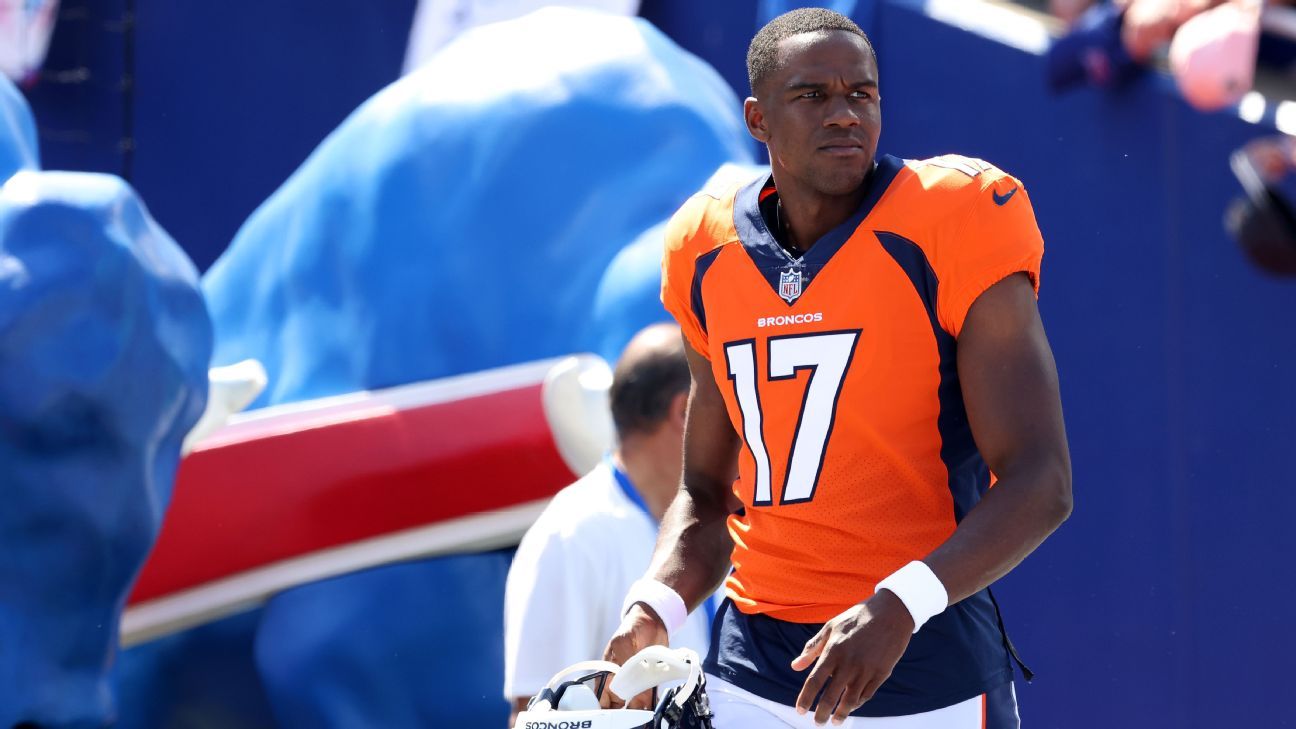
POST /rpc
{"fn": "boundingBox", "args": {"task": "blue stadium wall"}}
[866,3,1296,727]
[21,1,1296,727]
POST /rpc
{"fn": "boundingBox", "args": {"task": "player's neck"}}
[770,173,870,254]
[612,442,678,523]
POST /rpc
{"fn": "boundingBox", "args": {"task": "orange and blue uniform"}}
[661,154,1044,717]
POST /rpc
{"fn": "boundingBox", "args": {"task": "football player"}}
[604,8,1072,727]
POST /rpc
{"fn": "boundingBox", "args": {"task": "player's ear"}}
[744,97,770,144]
[668,391,688,432]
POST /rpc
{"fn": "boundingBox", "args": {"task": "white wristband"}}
[621,578,688,636]
[874,561,949,634]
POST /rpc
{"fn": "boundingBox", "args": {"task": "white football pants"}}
[706,674,1017,729]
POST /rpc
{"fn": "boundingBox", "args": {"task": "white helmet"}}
[514,646,713,729]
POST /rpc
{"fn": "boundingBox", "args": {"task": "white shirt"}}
[503,461,713,699]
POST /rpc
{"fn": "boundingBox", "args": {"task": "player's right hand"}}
[600,603,669,710]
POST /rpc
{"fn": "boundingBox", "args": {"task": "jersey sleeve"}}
[936,173,1045,338]
[660,196,712,359]
[502,514,606,699]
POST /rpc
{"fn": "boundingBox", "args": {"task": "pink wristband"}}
[621,578,688,636]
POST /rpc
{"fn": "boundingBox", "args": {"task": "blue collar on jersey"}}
[605,454,718,626]
[733,154,905,305]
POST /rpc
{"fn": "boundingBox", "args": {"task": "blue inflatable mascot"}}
[0,76,211,726]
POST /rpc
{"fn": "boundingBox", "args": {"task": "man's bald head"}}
[609,323,690,439]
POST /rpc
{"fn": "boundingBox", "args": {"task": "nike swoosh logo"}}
[993,187,1018,206]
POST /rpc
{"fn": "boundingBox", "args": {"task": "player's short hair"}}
[609,330,690,438]
[747,8,875,95]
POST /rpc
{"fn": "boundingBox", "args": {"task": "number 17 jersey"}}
[661,154,1046,624]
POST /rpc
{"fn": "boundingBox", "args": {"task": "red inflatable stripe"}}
[129,366,576,605]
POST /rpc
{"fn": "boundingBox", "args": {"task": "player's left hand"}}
[790,590,914,725]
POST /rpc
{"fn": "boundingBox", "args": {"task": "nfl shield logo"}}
[778,266,803,303]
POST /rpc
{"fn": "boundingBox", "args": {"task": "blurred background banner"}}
[5,0,1296,727]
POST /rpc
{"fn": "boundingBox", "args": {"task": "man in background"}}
[503,322,715,724]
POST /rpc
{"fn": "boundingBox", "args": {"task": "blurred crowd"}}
[1045,0,1271,110]
[1041,0,1296,275]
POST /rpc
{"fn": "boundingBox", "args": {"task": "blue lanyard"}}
[606,455,718,627]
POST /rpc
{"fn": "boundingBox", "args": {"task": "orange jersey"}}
[661,154,1044,623]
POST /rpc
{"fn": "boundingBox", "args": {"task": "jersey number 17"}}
[724,330,860,506]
